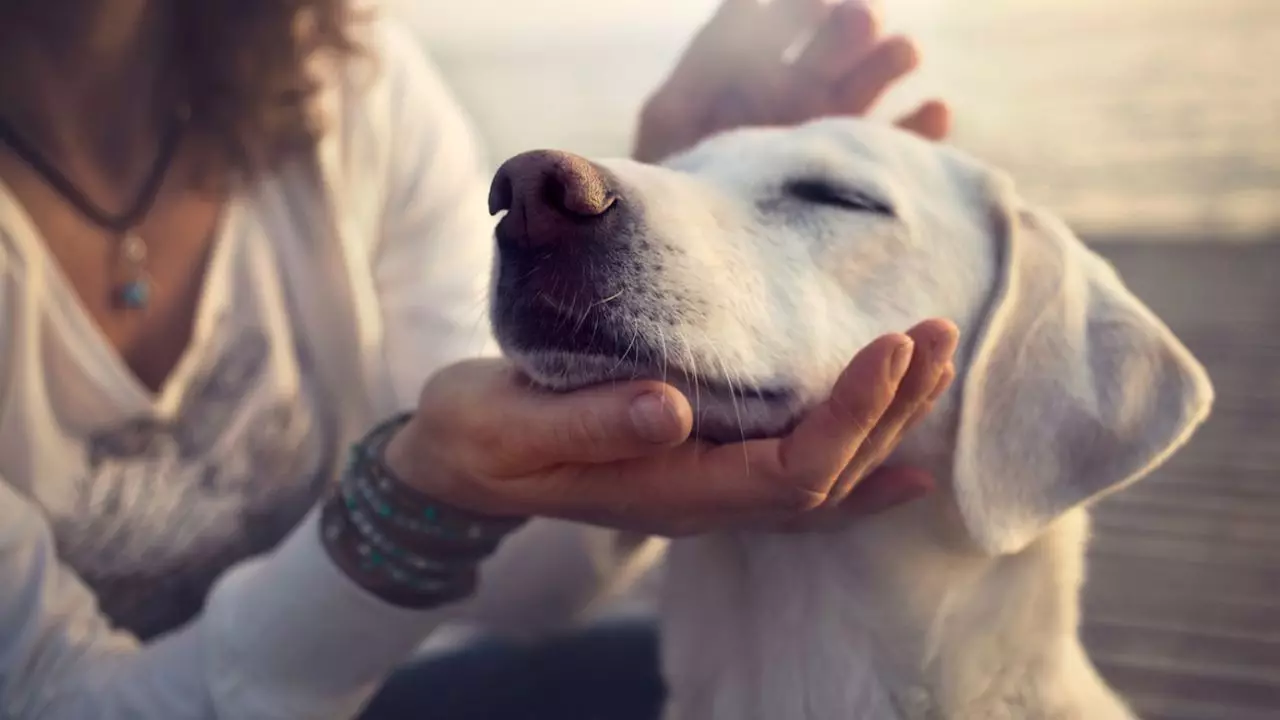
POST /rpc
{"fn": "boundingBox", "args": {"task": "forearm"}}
[190,509,463,719]
[186,417,534,718]
[0,463,493,720]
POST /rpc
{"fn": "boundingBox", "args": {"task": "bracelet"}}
[321,499,474,606]
[320,414,527,608]
[345,418,525,543]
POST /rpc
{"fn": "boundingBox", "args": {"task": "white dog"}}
[486,118,1214,720]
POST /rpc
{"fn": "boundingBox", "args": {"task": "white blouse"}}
[0,13,621,720]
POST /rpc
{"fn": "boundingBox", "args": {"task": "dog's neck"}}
[658,427,1133,720]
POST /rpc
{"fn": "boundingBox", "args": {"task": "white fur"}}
[494,118,1215,720]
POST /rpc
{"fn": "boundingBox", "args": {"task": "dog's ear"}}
[951,175,1214,555]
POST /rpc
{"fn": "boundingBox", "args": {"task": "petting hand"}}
[634,0,951,163]
[384,319,958,537]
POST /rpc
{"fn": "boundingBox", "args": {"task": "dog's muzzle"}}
[488,150,644,357]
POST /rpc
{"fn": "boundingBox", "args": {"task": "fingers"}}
[437,319,959,535]
[676,0,827,87]
[560,332,921,533]
[513,330,915,530]
[755,0,831,60]
[563,322,956,533]
[773,464,934,533]
[779,1,881,124]
[904,362,955,433]
[527,442,796,536]
[773,332,917,494]
[895,99,951,141]
[501,381,695,468]
[704,0,834,131]
[792,1,881,85]
[423,361,695,475]
[662,0,753,92]
[849,320,958,468]
[831,35,920,116]
[635,0,936,163]
[825,319,958,502]
[634,0,789,161]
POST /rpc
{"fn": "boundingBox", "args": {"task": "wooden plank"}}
[1080,242,1280,718]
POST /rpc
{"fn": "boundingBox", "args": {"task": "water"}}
[391,0,1280,240]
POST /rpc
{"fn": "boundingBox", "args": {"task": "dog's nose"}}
[489,150,618,249]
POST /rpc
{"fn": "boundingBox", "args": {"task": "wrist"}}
[320,495,477,608]
[321,414,527,609]
[381,417,422,486]
[381,413,509,516]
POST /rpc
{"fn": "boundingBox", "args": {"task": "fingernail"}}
[933,325,960,363]
[890,338,915,380]
[631,392,681,444]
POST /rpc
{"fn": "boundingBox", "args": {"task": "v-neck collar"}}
[0,174,241,420]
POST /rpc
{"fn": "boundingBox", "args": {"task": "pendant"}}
[114,234,151,310]
[118,278,152,309]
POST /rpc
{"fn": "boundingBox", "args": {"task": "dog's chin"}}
[506,349,802,444]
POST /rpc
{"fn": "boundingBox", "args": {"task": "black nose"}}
[488,149,618,250]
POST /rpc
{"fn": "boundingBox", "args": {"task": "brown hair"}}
[173,0,366,178]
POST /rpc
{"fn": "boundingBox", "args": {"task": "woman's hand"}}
[634,0,951,163]
[384,320,958,537]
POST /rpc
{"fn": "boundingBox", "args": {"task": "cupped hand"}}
[634,0,951,163]
[384,319,958,537]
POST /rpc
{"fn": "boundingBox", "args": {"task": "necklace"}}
[0,107,188,310]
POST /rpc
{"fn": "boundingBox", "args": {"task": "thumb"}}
[506,381,694,466]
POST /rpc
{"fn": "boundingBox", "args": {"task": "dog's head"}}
[488,118,1213,554]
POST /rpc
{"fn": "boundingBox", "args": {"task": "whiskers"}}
[703,332,753,477]
[607,328,641,382]
[488,280,786,474]
[678,337,705,442]
[665,326,757,477]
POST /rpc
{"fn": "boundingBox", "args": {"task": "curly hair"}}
[173,0,366,178]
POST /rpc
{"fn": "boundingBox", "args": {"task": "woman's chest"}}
[0,141,234,394]
[0,210,341,637]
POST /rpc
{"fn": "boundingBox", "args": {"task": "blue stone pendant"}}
[114,235,151,310]
[118,279,151,309]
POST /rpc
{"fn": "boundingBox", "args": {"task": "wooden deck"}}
[1080,240,1280,720]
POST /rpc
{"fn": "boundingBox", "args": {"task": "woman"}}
[0,0,955,717]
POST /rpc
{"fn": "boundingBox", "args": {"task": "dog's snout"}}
[490,149,643,361]
[489,150,618,250]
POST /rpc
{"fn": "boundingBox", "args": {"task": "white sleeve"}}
[367,20,652,637]
[0,479,454,720]
[371,20,500,410]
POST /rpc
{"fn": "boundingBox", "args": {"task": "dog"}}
[485,118,1214,720]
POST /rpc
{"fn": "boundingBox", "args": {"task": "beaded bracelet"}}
[346,419,524,544]
[320,413,527,608]
[321,498,473,606]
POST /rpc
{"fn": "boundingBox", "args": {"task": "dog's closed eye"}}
[784,179,895,217]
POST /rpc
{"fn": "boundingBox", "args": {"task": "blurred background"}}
[385,1,1279,718]
[386,0,1279,241]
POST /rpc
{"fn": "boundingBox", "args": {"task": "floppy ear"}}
[952,177,1214,556]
